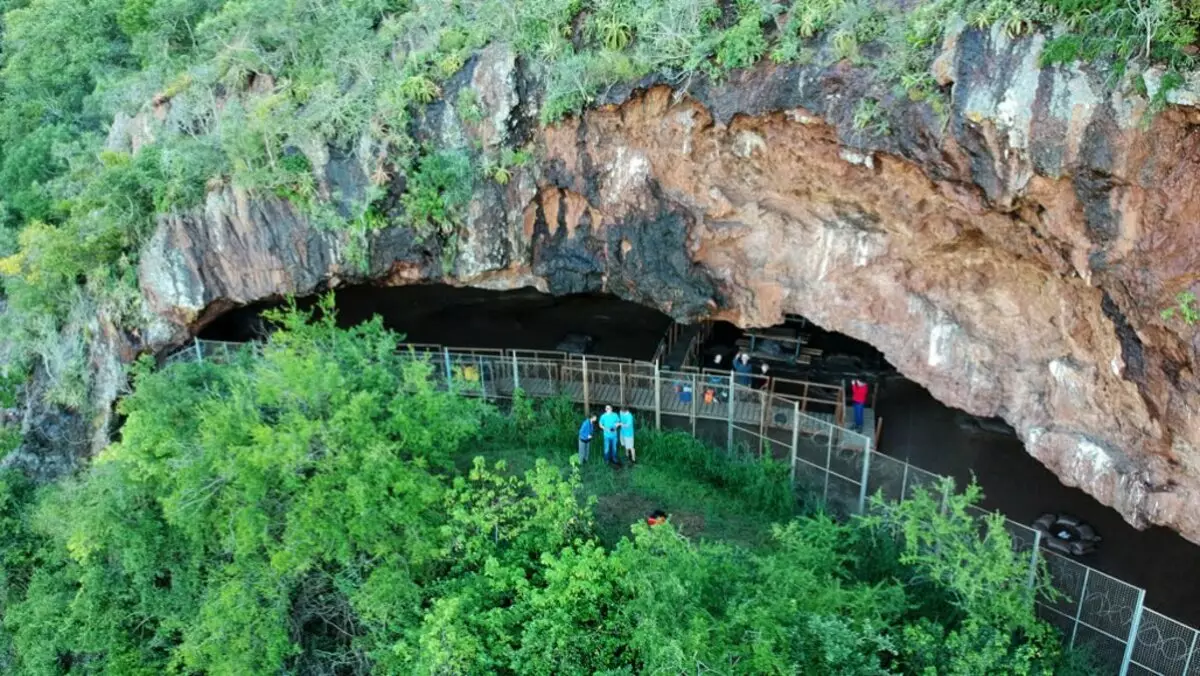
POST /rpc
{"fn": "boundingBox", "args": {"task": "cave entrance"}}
[198,284,674,361]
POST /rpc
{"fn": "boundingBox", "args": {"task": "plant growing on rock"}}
[853,97,892,136]
[1161,290,1200,326]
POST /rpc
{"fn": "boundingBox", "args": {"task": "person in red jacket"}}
[850,379,869,432]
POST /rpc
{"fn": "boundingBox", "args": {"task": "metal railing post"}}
[790,401,799,484]
[476,355,487,399]
[653,362,662,430]
[442,348,452,387]
[1027,530,1042,590]
[823,421,834,504]
[857,438,873,514]
[582,356,591,416]
[512,352,520,392]
[690,372,698,436]
[1070,568,1091,647]
[1119,589,1146,676]
[727,372,735,453]
[194,337,203,363]
[619,364,627,408]
[900,461,910,501]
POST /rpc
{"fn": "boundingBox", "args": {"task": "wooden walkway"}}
[448,370,873,452]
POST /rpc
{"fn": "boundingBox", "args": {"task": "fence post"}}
[442,348,452,387]
[900,461,910,501]
[726,372,735,453]
[1027,530,1042,590]
[1119,589,1146,676]
[790,401,800,484]
[476,355,487,399]
[619,365,627,408]
[758,388,768,445]
[512,353,520,392]
[193,337,203,363]
[582,356,591,416]
[653,361,662,430]
[690,372,698,436]
[823,421,834,504]
[1070,568,1091,647]
[857,438,873,514]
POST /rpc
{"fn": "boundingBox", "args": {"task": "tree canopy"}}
[0,304,1092,674]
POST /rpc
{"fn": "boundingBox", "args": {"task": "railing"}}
[170,337,1193,676]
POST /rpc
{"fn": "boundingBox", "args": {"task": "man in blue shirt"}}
[598,405,621,466]
[619,407,636,464]
[578,414,597,463]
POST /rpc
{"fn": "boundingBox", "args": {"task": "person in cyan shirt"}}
[577,414,597,464]
[619,407,636,464]
[598,405,621,466]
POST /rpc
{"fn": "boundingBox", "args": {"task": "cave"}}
[198,282,1200,625]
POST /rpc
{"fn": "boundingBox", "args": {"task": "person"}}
[674,377,693,404]
[646,509,667,527]
[757,362,771,390]
[850,378,869,432]
[578,414,597,464]
[619,406,636,464]
[706,353,726,404]
[733,351,752,387]
[599,404,621,466]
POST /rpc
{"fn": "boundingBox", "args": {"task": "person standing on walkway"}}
[850,378,869,433]
[599,405,621,466]
[733,352,753,387]
[619,406,636,464]
[578,414,597,464]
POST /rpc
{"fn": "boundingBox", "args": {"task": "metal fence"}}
[169,338,1194,675]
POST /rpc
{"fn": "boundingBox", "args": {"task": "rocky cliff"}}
[133,27,1200,541]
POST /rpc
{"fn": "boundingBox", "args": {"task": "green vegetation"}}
[1162,289,1200,325]
[0,0,1196,410]
[0,304,1095,673]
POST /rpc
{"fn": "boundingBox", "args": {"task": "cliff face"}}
[136,27,1200,541]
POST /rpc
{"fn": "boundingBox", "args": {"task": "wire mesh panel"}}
[1040,549,1087,617]
[487,358,516,398]
[865,452,908,505]
[694,374,732,422]
[1003,519,1039,554]
[732,424,762,458]
[828,444,865,495]
[824,474,861,519]
[514,359,561,398]
[1080,568,1142,640]
[1133,609,1198,676]
[585,363,625,409]
[623,367,657,413]
[558,364,586,404]
[692,418,727,450]
[659,371,698,419]
[902,464,943,501]
[1074,624,1126,675]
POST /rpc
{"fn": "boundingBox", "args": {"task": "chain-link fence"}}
[171,338,1193,675]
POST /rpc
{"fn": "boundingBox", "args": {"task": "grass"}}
[463,396,798,548]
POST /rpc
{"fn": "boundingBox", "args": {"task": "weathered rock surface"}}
[134,28,1200,541]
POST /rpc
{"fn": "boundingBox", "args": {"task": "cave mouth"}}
[198,284,674,360]
[197,282,1200,624]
